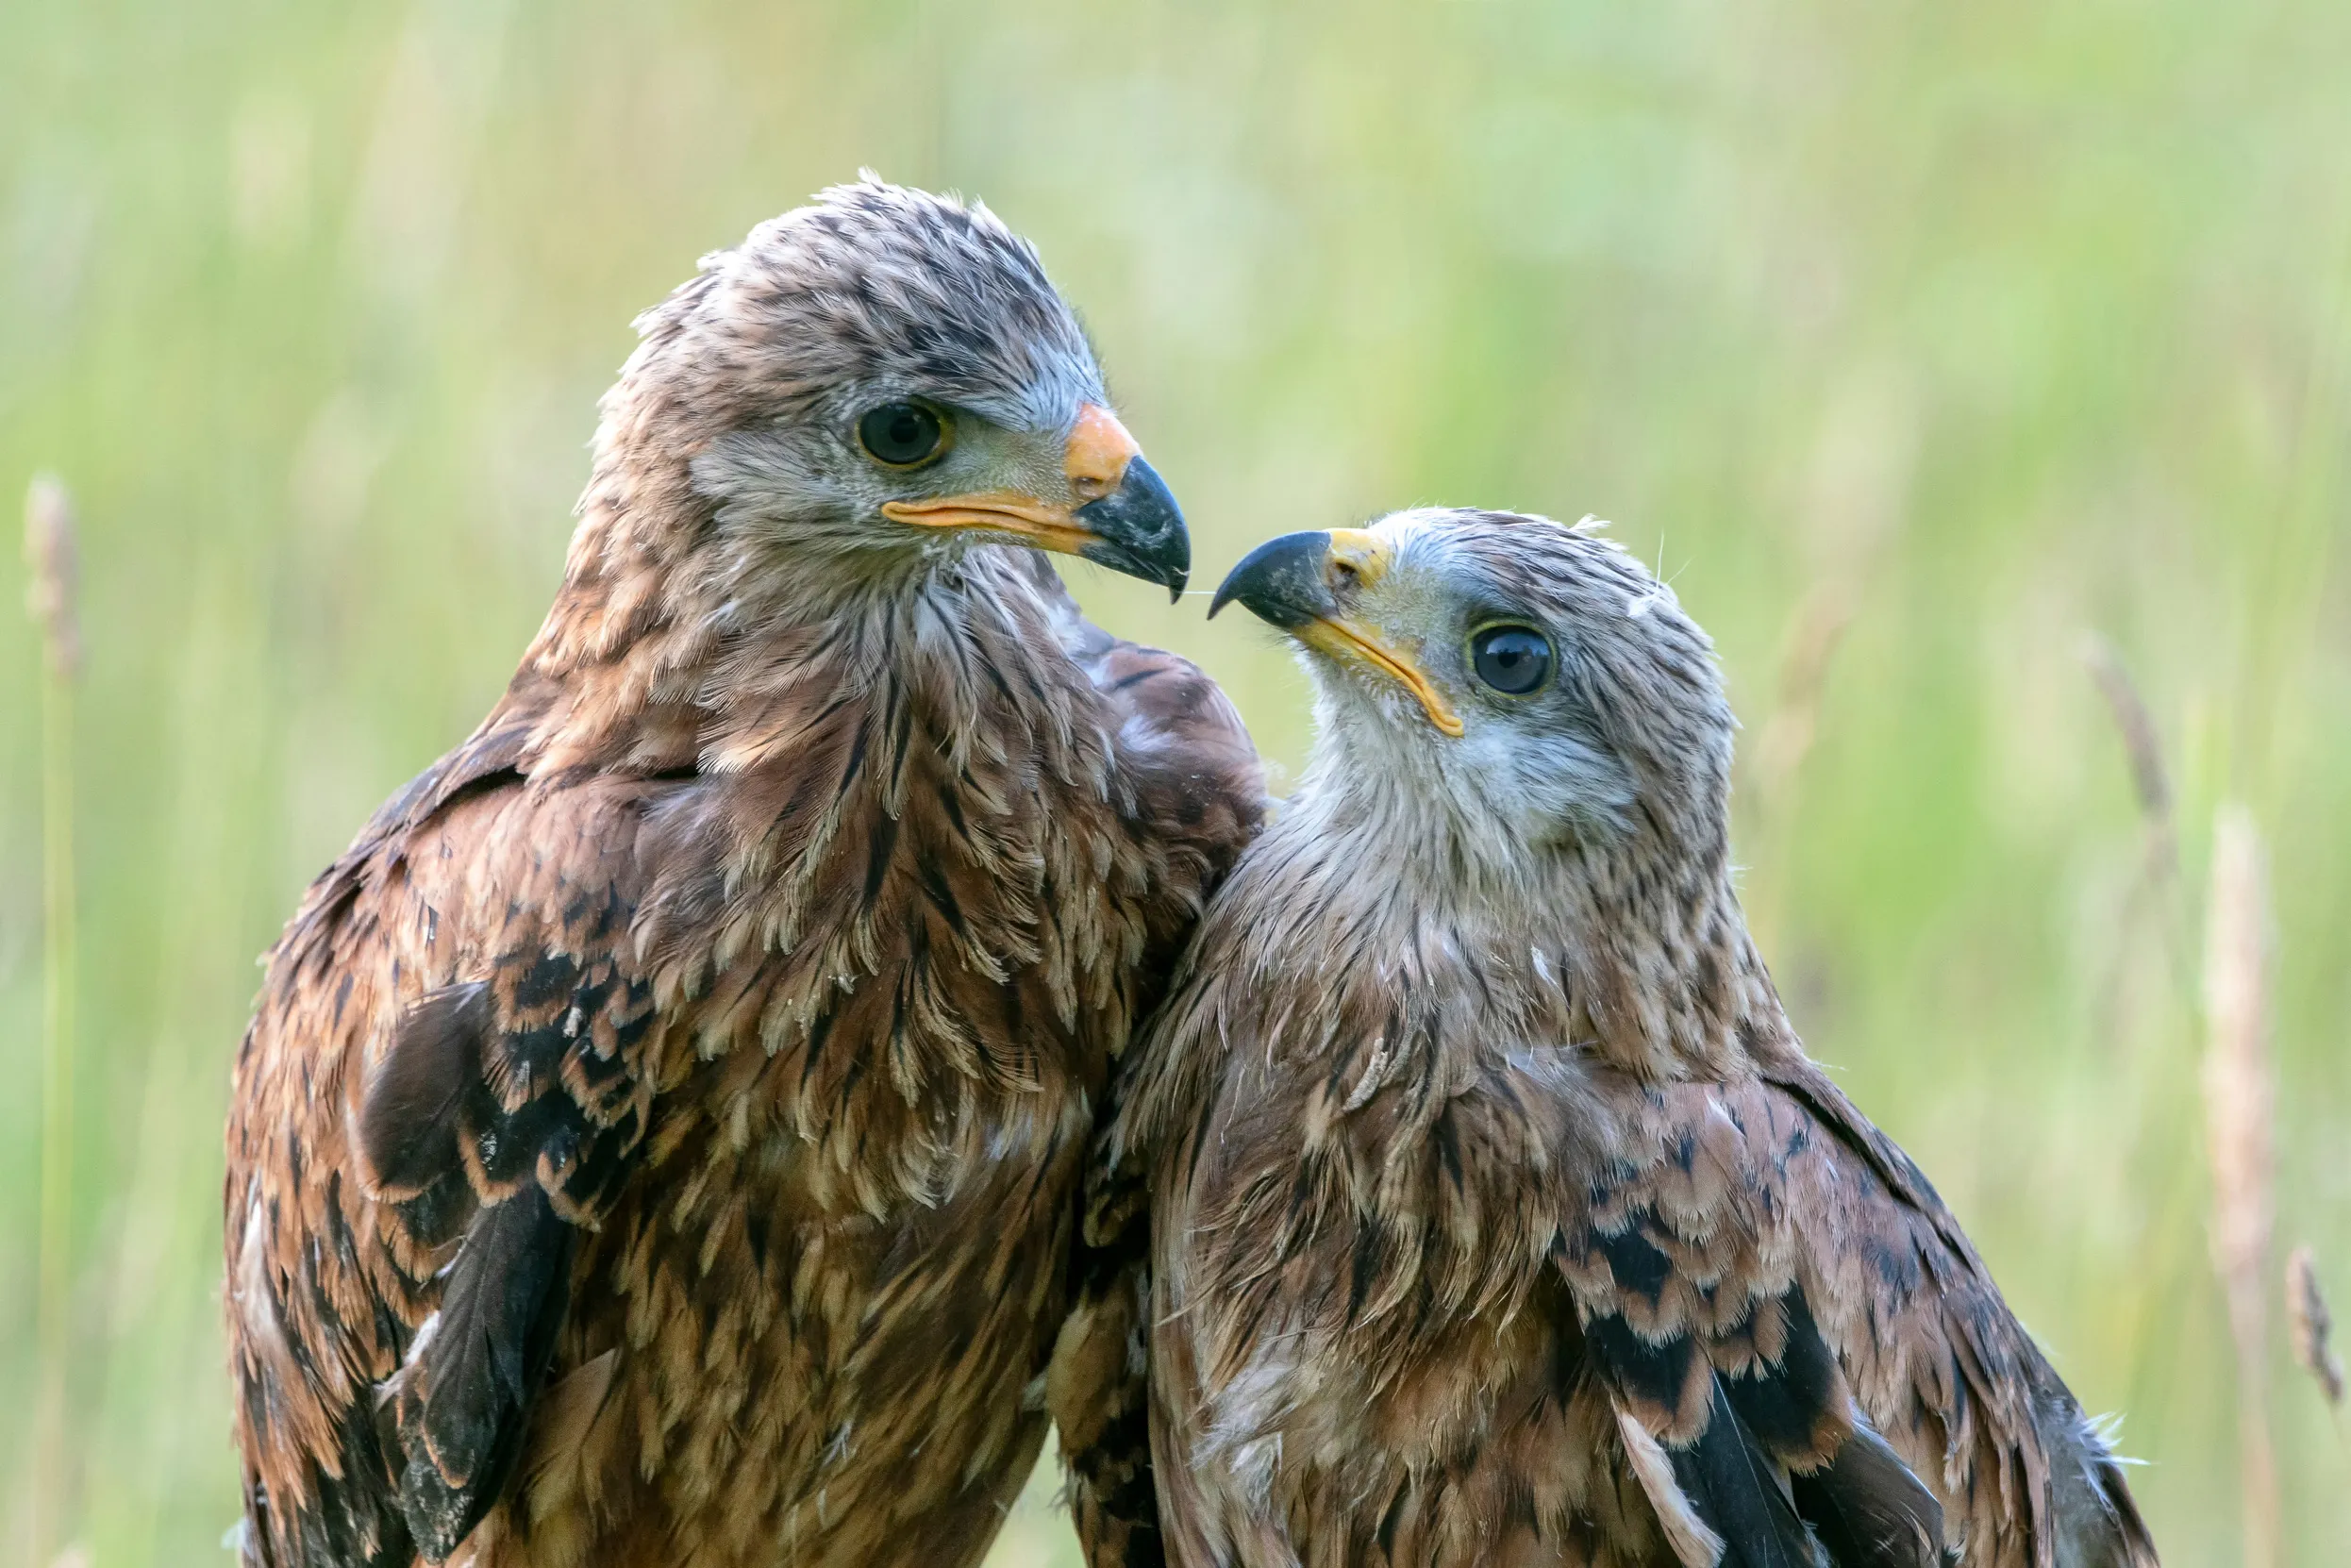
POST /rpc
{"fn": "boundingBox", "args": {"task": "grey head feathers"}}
[629,177,1103,434]
[1242,507,1737,891]
[576,176,1117,585]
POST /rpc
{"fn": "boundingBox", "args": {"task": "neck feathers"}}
[510,420,723,776]
[1556,832,1787,1079]
[1255,793,1788,1088]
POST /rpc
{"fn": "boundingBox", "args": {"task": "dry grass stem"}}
[1748,583,1856,810]
[2287,1245,2344,1409]
[2079,634,2194,1050]
[2202,804,2278,1568]
[25,474,82,1566]
[25,475,81,678]
[2081,633,2175,842]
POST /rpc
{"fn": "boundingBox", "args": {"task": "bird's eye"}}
[1470,625,1554,695]
[857,402,950,468]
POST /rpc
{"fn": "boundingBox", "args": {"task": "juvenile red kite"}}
[225,180,1260,1568]
[1093,509,2156,1568]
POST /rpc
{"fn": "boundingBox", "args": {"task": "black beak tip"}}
[1206,573,1245,620]
[1074,455,1189,594]
[1210,531,1336,629]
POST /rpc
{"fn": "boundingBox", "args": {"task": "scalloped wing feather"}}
[225,749,662,1567]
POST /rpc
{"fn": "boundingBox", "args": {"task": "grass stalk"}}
[2202,804,2278,1568]
[25,476,81,1568]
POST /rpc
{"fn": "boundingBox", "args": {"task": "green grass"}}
[5,1,2349,1561]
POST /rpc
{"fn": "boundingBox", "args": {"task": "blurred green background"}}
[5,0,2349,1561]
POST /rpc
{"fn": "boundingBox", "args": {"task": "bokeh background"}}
[6,0,2350,1561]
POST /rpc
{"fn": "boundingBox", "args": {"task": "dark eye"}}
[1470,625,1554,695]
[857,401,949,467]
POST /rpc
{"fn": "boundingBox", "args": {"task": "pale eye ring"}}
[1469,624,1554,695]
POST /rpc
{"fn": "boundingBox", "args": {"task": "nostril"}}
[1328,559,1360,594]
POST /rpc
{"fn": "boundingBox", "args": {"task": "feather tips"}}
[353,943,651,1561]
[1663,1382,1824,1568]
[1790,1423,1952,1568]
[387,1189,578,1561]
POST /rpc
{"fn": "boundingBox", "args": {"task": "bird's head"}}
[1213,508,1733,875]
[601,176,1188,596]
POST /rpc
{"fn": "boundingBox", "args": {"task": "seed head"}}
[23,475,81,680]
[2287,1245,2343,1408]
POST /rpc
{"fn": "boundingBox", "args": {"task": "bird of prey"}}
[1089,509,2158,1567]
[223,179,1262,1568]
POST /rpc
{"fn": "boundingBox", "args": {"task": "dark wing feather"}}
[356,983,490,1248]
[1759,1058,2157,1568]
[1039,562,1263,1568]
[1666,1382,1825,1568]
[1559,1084,1951,1568]
[1058,1004,1169,1568]
[383,1188,576,1559]
[225,744,662,1568]
[1791,1425,1952,1568]
[356,944,654,1560]
[1050,1181,1165,1568]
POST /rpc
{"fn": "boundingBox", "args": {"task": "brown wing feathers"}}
[1759,1059,2162,1568]
[355,929,659,1559]
[380,1187,575,1560]
[1554,1069,2125,1568]
[226,756,667,1566]
[1795,1426,1957,1568]
[1560,1093,1948,1568]
[1051,1211,1167,1568]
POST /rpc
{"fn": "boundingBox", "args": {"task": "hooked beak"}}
[1209,528,1464,737]
[879,404,1191,598]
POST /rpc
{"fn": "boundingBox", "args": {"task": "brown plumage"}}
[223,179,1260,1568]
[1091,510,2157,1567]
